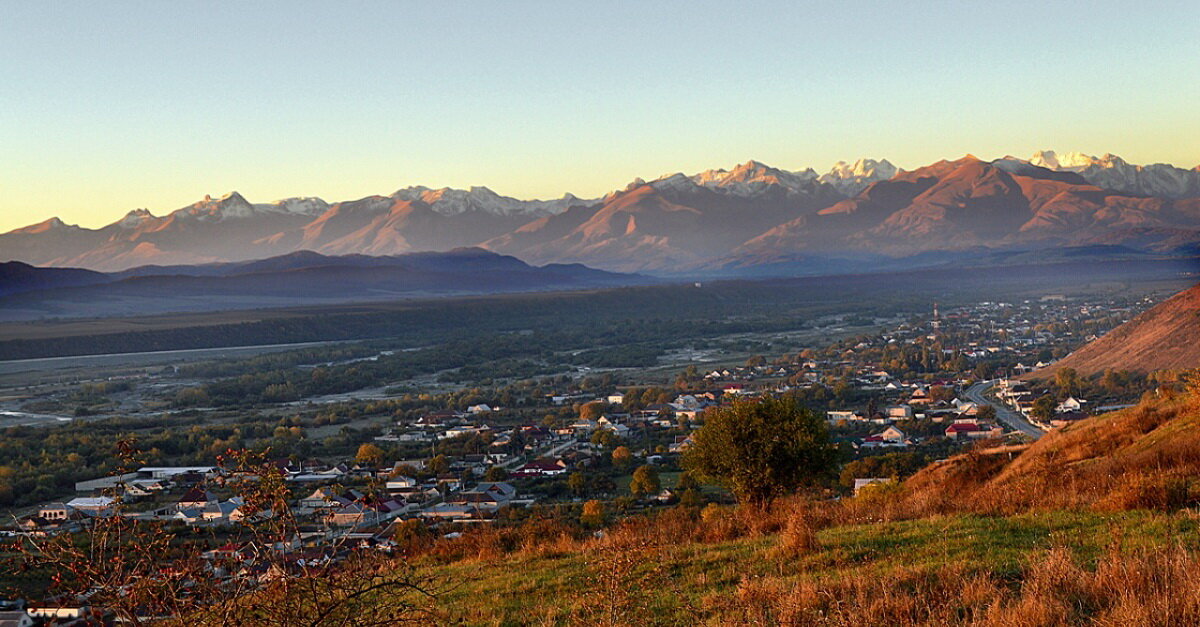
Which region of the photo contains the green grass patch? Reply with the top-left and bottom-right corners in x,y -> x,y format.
412,508 -> 1200,624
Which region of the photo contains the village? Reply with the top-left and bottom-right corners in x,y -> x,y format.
0,291 -> 1159,622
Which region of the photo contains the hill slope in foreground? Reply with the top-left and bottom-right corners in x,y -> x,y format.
1035,282 -> 1200,377
899,381 -> 1200,515
388,388 -> 1200,624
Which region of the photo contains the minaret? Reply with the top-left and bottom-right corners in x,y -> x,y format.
931,302 -> 941,331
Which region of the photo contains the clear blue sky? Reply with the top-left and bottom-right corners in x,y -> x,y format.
2,1 -> 1197,231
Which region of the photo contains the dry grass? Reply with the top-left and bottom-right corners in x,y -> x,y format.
821,387 -> 1200,525
407,385 -> 1200,623
717,544 -> 1200,626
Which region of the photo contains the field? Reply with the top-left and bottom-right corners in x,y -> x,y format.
0,257 -> 1193,360
416,508 -> 1200,625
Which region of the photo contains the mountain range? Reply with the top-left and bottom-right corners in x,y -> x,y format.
3,151 -> 1199,275
0,249 -> 643,321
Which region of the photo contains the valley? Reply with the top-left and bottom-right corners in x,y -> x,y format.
5,6 -> 1199,624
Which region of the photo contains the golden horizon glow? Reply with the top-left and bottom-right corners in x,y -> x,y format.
2,2 -> 1197,233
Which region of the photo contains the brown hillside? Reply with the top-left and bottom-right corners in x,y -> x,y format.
893,386 -> 1200,516
1035,283 -> 1200,377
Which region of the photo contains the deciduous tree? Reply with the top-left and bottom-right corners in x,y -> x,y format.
683,397 -> 835,505
629,465 -> 660,497
611,446 -> 633,471
355,443 -> 385,466
580,499 -> 605,526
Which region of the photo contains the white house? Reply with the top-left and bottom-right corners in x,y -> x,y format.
827,410 -> 861,423
1056,397 -> 1085,413
65,496 -> 115,517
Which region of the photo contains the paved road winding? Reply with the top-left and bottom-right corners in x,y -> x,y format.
965,380 -> 1046,439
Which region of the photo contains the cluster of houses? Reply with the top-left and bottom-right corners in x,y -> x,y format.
15,455 -> 531,538
829,386 -> 1005,449
996,379 -> 1090,429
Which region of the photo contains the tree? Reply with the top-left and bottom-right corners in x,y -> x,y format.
579,401 -> 606,422
568,472 -> 587,497
1055,367 -> 1081,397
484,466 -> 509,482
611,445 -> 633,471
629,465 -> 661,497
930,385 -> 956,403
1031,395 -> 1057,421
975,404 -> 997,422
683,397 -> 836,506
580,499 -> 605,526
355,443 -> 385,466
392,463 -> 419,478
427,454 -> 450,476
591,428 -> 618,450
676,471 -> 699,491
838,452 -> 929,489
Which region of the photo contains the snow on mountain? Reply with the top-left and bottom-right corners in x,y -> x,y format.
117,209 -> 155,229
638,160 -> 828,199
1028,150 -> 1200,199
819,159 -> 899,195
689,160 -> 819,192
1028,150 -> 1104,171
5,154 -> 1198,273
257,197 -> 330,216
636,159 -> 897,199
392,186 -> 589,217
172,192 -> 260,222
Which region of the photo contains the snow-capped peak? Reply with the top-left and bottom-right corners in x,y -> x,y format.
640,160 -> 827,198
171,192 -> 327,222
117,208 -> 155,228
1028,150 -> 1200,198
257,197 -> 330,217
619,158 -> 901,199
1029,150 -> 1110,171
818,158 -> 898,195
391,185 -> 584,217
692,160 -> 819,189
175,192 -> 256,221
649,172 -> 697,193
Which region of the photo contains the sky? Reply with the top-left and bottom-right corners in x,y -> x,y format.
1,1 -> 1198,232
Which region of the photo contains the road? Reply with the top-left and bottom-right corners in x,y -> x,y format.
965,380 -> 1046,439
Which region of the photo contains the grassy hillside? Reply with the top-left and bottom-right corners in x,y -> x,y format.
892,382 -> 1200,517
126,377 -> 1200,625
390,381 -> 1200,625
408,509 -> 1200,625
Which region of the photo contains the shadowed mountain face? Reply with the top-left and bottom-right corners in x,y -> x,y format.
3,154 -> 1200,275
0,249 -> 647,321
0,261 -> 109,297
